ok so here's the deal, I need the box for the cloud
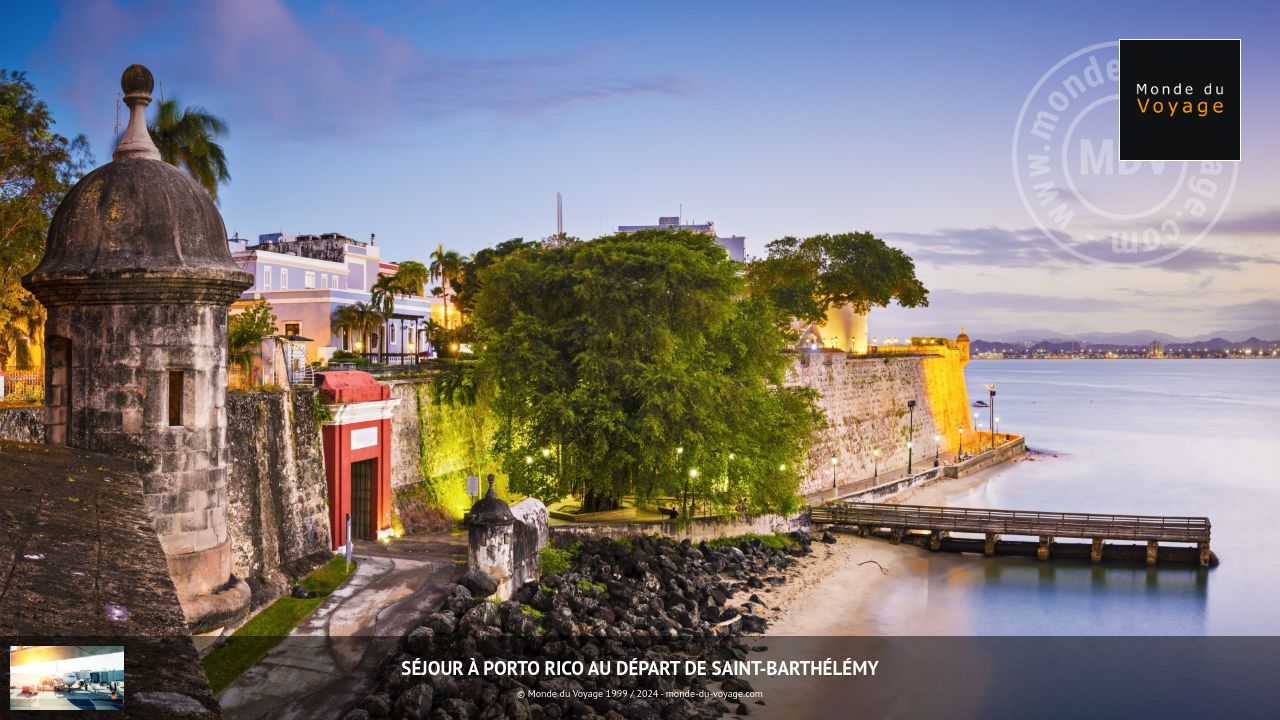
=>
[1215,298,1280,327]
[887,222,1280,273]
[1191,207,1280,236]
[43,0,688,140]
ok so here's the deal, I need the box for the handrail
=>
[810,501,1210,542]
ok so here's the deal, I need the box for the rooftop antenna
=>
[556,192,563,237]
[679,203,682,225]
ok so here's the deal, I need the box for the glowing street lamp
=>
[906,399,917,474]
[541,448,551,458]
[689,468,699,478]
[986,383,997,452]
[957,427,964,457]
[872,448,881,480]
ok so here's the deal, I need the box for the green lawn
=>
[202,557,356,694]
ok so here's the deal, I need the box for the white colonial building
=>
[229,232,454,364]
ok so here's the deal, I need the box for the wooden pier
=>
[809,501,1214,566]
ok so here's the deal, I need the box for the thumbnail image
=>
[8,646,124,712]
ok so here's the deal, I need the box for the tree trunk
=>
[582,489,619,514]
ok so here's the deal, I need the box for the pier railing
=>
[810,501,1210,544]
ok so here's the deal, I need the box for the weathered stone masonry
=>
[789,343,973,497]
[22,65,253,631]
[224,387,332,606]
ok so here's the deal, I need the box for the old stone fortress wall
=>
[0,340,975,615]
[0,64,977,632]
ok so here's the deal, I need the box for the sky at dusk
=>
[3,0,1277,338]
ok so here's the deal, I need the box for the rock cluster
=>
[347,532,816,720]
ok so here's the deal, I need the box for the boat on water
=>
[973,400,989,407]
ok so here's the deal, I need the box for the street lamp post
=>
[906,399,916,474]
[873,448,880,480]
[957,427,964,457]
[986,384,997,452]
[830,456,839,500]
[934,434,941,466]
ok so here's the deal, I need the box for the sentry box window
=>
[168,370,185,426]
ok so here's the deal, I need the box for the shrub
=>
[538,546,572,575]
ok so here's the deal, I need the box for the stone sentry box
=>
[467,475,548,600]
[22,64,254,631]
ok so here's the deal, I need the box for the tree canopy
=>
[0,70,92,369]
[469,229,824,514]
[745,232,928,324]
[227,300,277,376]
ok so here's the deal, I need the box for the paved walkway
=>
[217,532,466,720]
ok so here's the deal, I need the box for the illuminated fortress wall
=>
[788,343,973,497]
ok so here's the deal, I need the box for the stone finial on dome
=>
[114,64,161,162]
[470,473,514,525]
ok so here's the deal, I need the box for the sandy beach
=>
[759,452,1048,635]
[738,454,1046,718]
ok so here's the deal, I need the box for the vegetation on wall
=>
[393,380,509,525]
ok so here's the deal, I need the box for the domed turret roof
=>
[956,326,970,343]
[469,475,515,526]
[23,65,250,304]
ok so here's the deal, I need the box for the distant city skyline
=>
[3,0,1277,337]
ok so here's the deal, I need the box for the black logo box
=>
[1119,39,1241,161]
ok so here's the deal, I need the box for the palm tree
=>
[391,260,430,297]
[148,98,230,200]
[428,245,466,329]
[0,294,45,370]
[369,276,398,361]
[331,302,379,360]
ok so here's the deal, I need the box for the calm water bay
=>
[863,359,1280,635]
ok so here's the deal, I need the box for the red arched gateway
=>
[315,371,398,549]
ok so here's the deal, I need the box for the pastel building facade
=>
[229,232,452,363]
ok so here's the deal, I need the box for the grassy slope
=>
[202,557,356,694]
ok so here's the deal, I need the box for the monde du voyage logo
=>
[1013,39,1241,267]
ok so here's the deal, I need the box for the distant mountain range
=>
[976,323,1280,345]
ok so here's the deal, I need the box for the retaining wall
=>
[550,512,809,545]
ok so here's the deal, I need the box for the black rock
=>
[394,683,434,720]
[404,626,434,657]
[343,711,371,720]
[291,585,319,599]
[459,570,500,598]
[735,702,751,715]
[360,692,392,717]
[740,615,767,633]
[821,531,837,544]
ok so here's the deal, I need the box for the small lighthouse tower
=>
[23,65,253,630]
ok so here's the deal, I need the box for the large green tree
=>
[745,231,929,325]
[451,237,537,317]
[148,98,229,200]
[470,229,825,514]
[0,70,92,369]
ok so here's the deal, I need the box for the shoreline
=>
[760,452,1043,636]
[745,455,1040,719]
